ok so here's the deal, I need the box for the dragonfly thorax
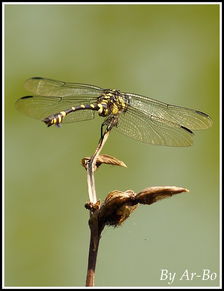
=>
[97,89,128,117]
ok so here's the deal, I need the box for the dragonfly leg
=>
[101,115,119,138]
[100,122,108,139]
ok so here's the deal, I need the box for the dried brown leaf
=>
[95,154,127,168]
[87,187,189,229]
[99,190,137,226]
[135,186,189,205]
[81,155,127,170]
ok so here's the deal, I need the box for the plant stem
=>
[85,131,110,286]
[86,131,110,203]
[85,212,104,287]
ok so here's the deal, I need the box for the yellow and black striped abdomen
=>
[42,104,100,127]
[42,90,128,127]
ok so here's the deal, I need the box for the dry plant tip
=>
[135,186,189,205]
[98,190,137,227]
[85,200,101,212]
[96,154,127,168]
[81,154,127,170]
[93,186,189,228]
[81,157,90,170]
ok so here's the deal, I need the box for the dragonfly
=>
[16,77,212,147]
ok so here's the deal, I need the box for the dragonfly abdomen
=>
[42,91,128,127]
[42,104,100,127]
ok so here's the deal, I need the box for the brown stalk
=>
[85,131,110,286]
[83,131,189,287]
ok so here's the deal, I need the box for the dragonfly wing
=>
[15,95,96,123]
[116,106,194,147]
[125,93,212,130]
[24,77,104,97]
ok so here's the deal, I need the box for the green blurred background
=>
[5,4,219,287]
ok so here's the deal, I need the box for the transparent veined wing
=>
[16,77,106,123]
[15,95,97,123]
[125,92,212,130]
[24,77,104,97]
[116,106,194,147]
